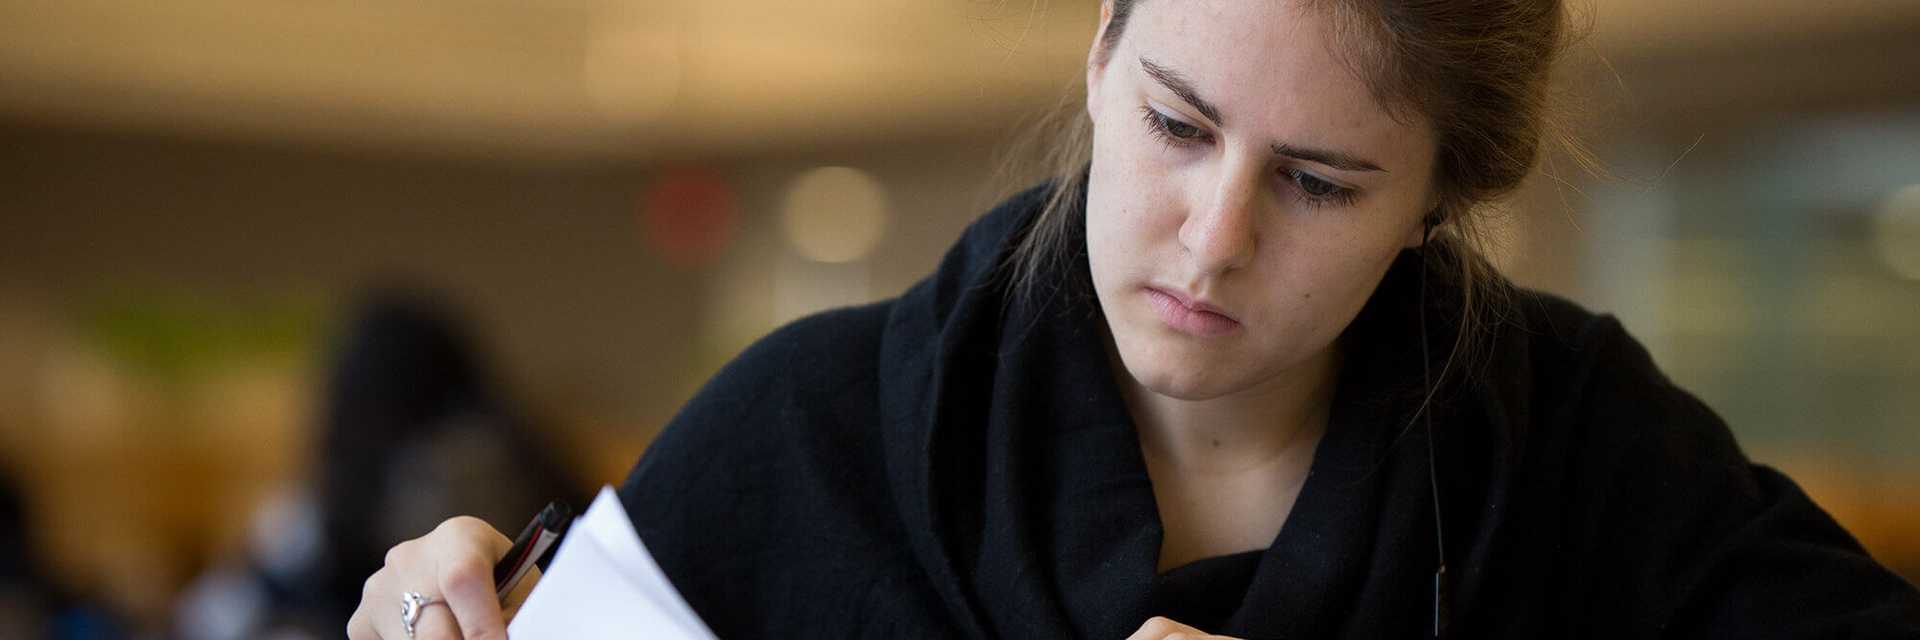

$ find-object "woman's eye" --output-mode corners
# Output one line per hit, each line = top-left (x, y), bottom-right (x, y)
(1158, 114), (1202, 139)
(1284, 168), (1357, 207)
(1140, 106), (1209, 145)
(1293, 171), (1340, 197)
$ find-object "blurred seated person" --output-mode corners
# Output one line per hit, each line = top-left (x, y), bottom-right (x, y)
(174, 287), (578, 640)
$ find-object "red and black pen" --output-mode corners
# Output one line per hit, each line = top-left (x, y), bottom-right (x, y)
(492, 501), (572, 603)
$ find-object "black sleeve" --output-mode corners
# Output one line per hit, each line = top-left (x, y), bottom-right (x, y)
(1663, 464), (1920, 636)
(609, 302), (954, 638)
(1574, 318), (1920, 637)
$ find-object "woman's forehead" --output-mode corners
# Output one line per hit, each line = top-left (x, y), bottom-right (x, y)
(1120, 0), (1430, 166)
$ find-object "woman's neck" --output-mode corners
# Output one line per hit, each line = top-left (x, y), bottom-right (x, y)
(1118, 344), (1341, 476)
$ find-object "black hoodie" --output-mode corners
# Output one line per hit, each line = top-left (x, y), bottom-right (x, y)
(618, 184), (1920, 638)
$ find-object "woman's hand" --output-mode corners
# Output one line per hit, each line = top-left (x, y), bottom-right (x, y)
(346, 516), (539, 639)
(1125, 616), (1244, 640)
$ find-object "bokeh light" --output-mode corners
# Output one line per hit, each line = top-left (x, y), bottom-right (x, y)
(779, 166), (889, 264)
(640, 168), (739, 269)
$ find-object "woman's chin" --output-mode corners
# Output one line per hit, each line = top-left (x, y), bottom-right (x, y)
(1108, 332), (1247, 401)
(1126, 364), (1244, 402)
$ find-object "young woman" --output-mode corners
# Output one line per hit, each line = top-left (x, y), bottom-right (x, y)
(348, 1), (1920, 637)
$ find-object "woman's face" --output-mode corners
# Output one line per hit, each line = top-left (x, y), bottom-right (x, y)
(1084, 0), (1437, 401)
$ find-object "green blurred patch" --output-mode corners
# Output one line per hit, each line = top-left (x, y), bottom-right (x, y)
(71, 289), (328, 383)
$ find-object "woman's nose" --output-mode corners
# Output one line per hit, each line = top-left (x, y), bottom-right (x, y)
(1177, 164), (1259, 275)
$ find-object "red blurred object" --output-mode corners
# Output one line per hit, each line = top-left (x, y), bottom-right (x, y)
(640, 169), (739, 268)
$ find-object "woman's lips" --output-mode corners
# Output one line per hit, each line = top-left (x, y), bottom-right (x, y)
(1145, 287), (1241, 337)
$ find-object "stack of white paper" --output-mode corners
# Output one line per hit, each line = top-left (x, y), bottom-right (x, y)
(507, 486), (719, 639)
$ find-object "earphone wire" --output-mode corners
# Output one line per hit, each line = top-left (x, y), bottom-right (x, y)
(1419, 216), (1449, 639)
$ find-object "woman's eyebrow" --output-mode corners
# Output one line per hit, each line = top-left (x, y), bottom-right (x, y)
(1139, 57), (1223, 126)
(1273, 142), (1387, 173)
(1140, 56), (1386, 174)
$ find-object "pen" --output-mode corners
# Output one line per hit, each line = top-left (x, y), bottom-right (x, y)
(493, 500), (573, 603)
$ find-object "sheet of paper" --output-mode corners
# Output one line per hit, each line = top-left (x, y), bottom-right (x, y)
(507, 486), (719, 639)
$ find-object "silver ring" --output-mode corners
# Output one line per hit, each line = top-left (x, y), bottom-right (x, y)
(400, 590), (443, 639)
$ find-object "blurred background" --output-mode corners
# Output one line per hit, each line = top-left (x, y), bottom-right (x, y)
(0, 0), (1916, 637)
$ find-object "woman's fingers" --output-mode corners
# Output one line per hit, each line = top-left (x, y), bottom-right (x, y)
(409, 598), (466, 640)
(346, 516), (514, 640)
(1125, 616), (1235, 640)
(347, 563), (462, 639)
(434, 552), (505, 640)
(347, 561), (396, 639)
(345, 592), (377, 639)
(1126, 616), (1195, 640)
(433, 516), (514, 640)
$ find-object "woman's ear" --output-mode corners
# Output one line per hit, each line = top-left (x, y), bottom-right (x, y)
(1407, 187), (1445, 249)
(1406, 210), (1442, 250)
(1086, 0), (1116, 119)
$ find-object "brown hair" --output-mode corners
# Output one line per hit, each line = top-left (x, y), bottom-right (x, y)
(998, 0), (1584, 381)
